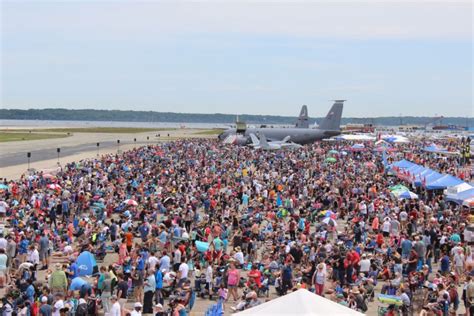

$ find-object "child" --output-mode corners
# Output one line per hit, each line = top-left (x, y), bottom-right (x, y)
(217, 283), (228, 302)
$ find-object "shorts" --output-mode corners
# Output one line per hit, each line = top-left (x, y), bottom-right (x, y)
(39, 250), (48, 260)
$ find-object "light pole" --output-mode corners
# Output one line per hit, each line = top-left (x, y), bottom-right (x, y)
(97, 142), (100, 157)
(27, 152), (31, 170)
(117, 139), (120, 153)
(134, 138), (137, 148)
(57, 148), (60, 165)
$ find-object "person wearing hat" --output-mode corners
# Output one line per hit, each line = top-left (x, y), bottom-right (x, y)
(154, 303), (165, 316)
(49, 263), (68, 296)
(131, 302), (143, 316)
(39, 295), (53, 316)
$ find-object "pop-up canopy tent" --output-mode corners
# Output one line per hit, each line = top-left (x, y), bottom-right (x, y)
(75, 251), (98, 276)
(426, 174), (464, 190)
(446, 182), (473, 195)
(390, 159), (415, 169)
(235, 289), (364, 316)
(445, 187), (474, 204)
(424, 143), (447, 153)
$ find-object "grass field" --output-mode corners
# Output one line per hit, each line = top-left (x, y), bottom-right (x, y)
(36, 127), (176, 133)
(0, 127), (176, 134)
(193, 129), (225, 135)
(0, 132), (69, 143)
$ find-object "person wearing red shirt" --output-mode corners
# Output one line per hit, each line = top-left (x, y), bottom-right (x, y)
(247, 264), (262, 289)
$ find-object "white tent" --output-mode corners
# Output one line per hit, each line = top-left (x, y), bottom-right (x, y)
(445, 182), (473, 195)
(235, 289), (364, 316)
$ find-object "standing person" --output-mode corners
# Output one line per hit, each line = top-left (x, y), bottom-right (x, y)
(143, 269), (156, 314)
(227, 262), (240, 302)
(52, 293), (65, 316)
(49, 264), (68, 296)
(39, 296), (53, 316)
(312, 263), (327, 296)
(177, 257), (189, 288)
(109, 296), (121, 316)
(39, 231), (50, 270)
(281, 262), (293, 295)
(205, 262), (213, 299)
(116, 273), (129, 313)
(0, 248), (7, 287)
(101, 273), (113, 314)
(154, 267), (163, 305)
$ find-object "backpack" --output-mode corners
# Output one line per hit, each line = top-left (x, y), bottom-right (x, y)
(76, 303), (88, 316)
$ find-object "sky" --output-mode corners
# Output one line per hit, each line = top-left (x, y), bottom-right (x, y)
(1, 0), (472, 117)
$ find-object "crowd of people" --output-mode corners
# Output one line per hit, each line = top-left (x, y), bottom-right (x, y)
(0, 136), (472, 316)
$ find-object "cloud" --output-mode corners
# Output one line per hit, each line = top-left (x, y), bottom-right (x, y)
(3, 1), (471, 41)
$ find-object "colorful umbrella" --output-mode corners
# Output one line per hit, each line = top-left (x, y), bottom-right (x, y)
(0, 184), (8, 190)
(322, 217), (337, 227)
(123, 199), (138, 206)
(325, 157), (337, 163)
(47, 184), (61, 190)
(397, 191), (418, 199)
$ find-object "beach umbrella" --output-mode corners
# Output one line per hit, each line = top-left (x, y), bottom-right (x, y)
(365, 162), (376, 169)
(463, 197), (474, 207)
(389, 184), (409, 192)
(325, 157), (337, 163)
(322, 217), (337, 227)
(75, 251), (98, 276)
(328, 150), (339, 155)
(47, 184), (61, 190)
(195, 240), (210, 253)
(341, 151), (348, 156)
(69, 277), (89, 291)
(0, 184), (8, 190)
(42, 173), (56, 179)
(397, 191), (418, 200)
(123, 199), (138, 206)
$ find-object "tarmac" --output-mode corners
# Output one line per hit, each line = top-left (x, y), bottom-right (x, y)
(0, 128), (209, 180)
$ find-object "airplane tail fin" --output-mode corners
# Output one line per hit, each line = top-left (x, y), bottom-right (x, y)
(318, 100), (344, 130)
(282, 136), (291, 143)
(249, 133), (260, 146)
(259, 133), (269, 147)
(295, 105), (309, 128)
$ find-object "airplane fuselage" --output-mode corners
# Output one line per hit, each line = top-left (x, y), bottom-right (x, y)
(221, 127), (341, 145)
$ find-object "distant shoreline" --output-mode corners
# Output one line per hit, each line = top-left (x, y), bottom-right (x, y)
(1, 108), (472, 127)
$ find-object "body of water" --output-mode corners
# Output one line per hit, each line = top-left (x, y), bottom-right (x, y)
(0, 119), (230, 129)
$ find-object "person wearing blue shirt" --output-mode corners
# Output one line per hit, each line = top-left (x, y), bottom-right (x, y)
(67, 260), (78, 279)
(401, 238), (412, 260)
(26, 279), (35, 303)
(139, 223), (149, 242)
(155, 267), (163, 305)
(136, 255), (145, 271)
(440, 253), (450, 275)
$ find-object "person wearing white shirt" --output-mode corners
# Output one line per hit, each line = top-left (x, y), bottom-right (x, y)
(147, 253), (159, 271)
(177, 258), (189, 287)
(359, 254), (371, 275)
(130, 302), (143, 316)
(52, 295), (64, 316)
(233, 248), (244, 266)
(28, 246), (40, 265)
(109, 296), (121, 316)
(159, 253), (170, 272)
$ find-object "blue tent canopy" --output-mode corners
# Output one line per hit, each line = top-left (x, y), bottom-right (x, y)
(426, 175), (464, 190)
(75, 251), (98, 276)
(446, 188), (474, 204)
(413, 169), (438, 186)
(391, 159), (415, 169)
(424, 143), (447, 153)
(70, 277), (88, 291)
